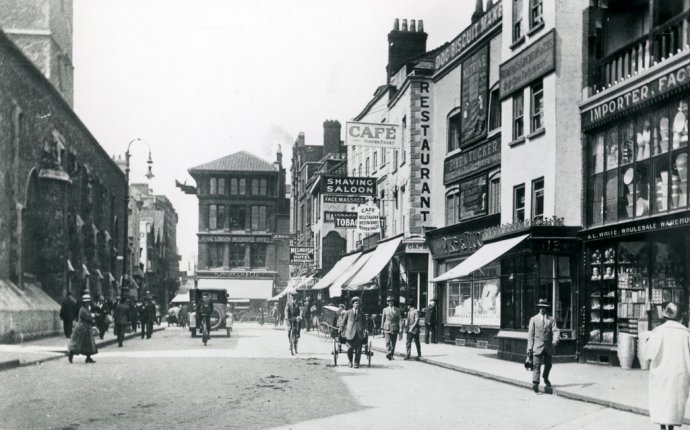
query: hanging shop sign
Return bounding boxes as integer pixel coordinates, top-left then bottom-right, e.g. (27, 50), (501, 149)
(581, 62), (690, 129)
(582, 210), (690, 241)
(345, 121), (401, 149)
(357, 203), (381, 235)
(434, 1), (502, 72)
(418, 80), (432, 225)
(199, 235), (272, 243)
(289, 246), (314, 263)
(325, 211), (358, 228)
(322, 176), (377, 196)
(461, 46), (489, 145)
(444, 137), (500, 184)
(323, 195), (369, 204)
(500, 29), (556, 99)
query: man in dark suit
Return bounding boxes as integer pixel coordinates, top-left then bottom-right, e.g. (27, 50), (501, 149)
(144, 296), (156, 339)
(381, 296), (401, 360)
(405, 300), (421, 360)
(527, 298), (560, 393)
(59, 291), (77, 338)
(284, 291), (303, 353)
(113, 294), (131, 347)
(339, 296), (367, 368)
(425, 298), (438, 344)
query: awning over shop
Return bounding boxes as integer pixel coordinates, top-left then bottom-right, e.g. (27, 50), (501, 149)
(312, 252), (362, 290)
(431, 234), (529, 283)
(196, 278), (274, 299)
(329, 252), (373, 298)
(346, 236), (403, 289)
(295, 274), (316, 290)
(170, 292), (189, 304)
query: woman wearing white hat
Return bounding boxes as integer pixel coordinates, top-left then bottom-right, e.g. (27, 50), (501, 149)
(645, 302), (690, 430)
(67, 292), (98, 364)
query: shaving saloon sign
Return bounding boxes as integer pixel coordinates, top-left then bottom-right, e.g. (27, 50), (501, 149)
(345, 121), (401, 149)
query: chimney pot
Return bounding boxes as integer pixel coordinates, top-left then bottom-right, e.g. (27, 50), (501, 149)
(393, 18), (399, 31)
(402, 19), (408, 31)
(418, 20), (424, 32)
(472, 0), (484, 23)
(410, 19), (416, 32)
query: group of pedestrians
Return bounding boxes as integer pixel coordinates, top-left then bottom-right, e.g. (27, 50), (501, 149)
(59, 290), (161, 364)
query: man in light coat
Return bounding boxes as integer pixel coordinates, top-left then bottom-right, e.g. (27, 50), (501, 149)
(339, 296), (367, 368)
(405, 300), (421, 360)
(381, 296), (401, 360)
(645, 302), (690, 430)
(527, 298), (559, 393)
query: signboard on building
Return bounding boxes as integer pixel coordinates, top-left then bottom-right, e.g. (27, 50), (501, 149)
(139, 221), (150, 269)
(345, 122), (401, 149)
(322, 176), (377, 196)
(429, 230), (484, 259)
(325, 211), (358, 228)
(444, 137), (500, 184)
(323, 195), (369, 204)
(199, 235), (272, 243)
(289, 246), (314, 263)
(357, 203), (381, 235)
(417, 80), (433, 227)
(500, 29), (556, 99)
(434, 1), (502, 72)
(459, 175), (488, 219)
(461, 46), (489, 145)
(196, 270), (275, 279)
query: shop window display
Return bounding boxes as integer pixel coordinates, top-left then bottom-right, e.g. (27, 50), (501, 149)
(588, 97), (690, 226)
(446, 263), (501, 327)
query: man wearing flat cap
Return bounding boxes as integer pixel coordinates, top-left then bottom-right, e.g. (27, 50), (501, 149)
(381, 296), (401, 360)
(527, 298), (559, 393)
(339, 296), (367, 368)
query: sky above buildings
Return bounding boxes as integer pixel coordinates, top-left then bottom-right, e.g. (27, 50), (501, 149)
(72, 0), (477, 271)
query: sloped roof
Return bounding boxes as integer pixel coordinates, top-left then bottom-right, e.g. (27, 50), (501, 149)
(188, 151), (276, 174)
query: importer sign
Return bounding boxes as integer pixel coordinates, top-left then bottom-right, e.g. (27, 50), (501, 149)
(322, 176), (376, 196)
(500, 29), (556, 98)
(346, 121), (401, 149)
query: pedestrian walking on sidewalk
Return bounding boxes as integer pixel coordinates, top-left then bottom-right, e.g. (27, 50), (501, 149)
(59, 291), (78, 338)
(381, 296), (401, 360)
(144, 296), (156, 339)
(645, 302), (690, 430)
(404, 301), (421, 360)
(92, 295), (109, 340)
(67, 292), (97, 364)
(425, 298), (438, 344)
(527, 298), (559, 394)
(130, 301), (139, 333)
(339, 296), (366, 368)
(113, 294), (130, 347)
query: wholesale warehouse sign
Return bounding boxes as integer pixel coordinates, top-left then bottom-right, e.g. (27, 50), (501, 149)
(289, 246), (314, 263)
(345, 121), (401, 149)
(322, 176), (377, 196)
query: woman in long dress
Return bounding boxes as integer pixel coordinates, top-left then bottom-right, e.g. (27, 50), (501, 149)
(645, 302), (690, 430)
(68, 292), (98, 364)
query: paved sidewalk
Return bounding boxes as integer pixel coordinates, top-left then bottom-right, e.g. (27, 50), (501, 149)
(357, 333), (689, 424)
(0, 325), (166, 371)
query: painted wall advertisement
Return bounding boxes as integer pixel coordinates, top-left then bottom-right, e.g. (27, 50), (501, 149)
(459, 175), (488, 219)
(461, 47), (488, 145)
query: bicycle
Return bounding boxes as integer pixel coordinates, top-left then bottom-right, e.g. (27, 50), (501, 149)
(200, 315), (210, 346)
(287, 316), (301, 355)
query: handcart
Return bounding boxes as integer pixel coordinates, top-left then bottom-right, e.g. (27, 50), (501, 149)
(322, 305), (373, 367)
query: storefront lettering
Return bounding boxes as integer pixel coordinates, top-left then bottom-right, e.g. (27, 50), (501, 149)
(419, 81), (432, 224)
(583, 212), (690, 240)
(500, 30), (556, 98)
(441, 232), (483, 256)
(323, 176), (376, 196)
(199, 235), (272, 243)
(582, 63), (690, 128)
(444, 138), (500, 184)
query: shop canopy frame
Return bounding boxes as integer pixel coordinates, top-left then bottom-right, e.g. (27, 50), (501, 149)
(344, 236), (404, 290)
(329, 252), (374, 298)
(430, 234), (530, 283)
(311, 252), (362, 291)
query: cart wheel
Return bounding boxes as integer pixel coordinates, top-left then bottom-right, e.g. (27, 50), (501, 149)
(191, 328), (197, 338)
(367, 341), (372, 367)
(333, 340), (338, 366)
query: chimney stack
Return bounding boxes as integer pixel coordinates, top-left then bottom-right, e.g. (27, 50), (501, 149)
(393, 18), (399, 31)
(386, 18), (428, 82)
(323, 120), (342, 156)
(276, 144), (283, 167)
(471, 0), (484, 23)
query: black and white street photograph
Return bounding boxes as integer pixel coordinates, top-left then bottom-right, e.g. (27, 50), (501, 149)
(0, 0), (689, 429)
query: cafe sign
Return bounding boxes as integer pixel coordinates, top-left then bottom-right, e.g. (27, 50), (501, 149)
(444, 137), (500, 184)
(500, 29), (556, 98)
(581, 62), (690, 129)
(345, 121), (401, 149)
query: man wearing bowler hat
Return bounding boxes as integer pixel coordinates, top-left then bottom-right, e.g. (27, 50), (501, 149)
(527, 298), (560, 393)
(381, 296), (401, 360)
(339, 296), (367, 368)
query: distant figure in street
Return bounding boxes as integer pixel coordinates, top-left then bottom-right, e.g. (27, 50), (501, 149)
(271, 304), (279, 327)
(303, 298), (312, 331)
(92, 295), (109, 340)
(113, 294), (131, 347)
(178, 304), (189, 328)
(405, 300), (421, 360)
(527, 298), (560, 394)
(67, 292), (97, 364)
(196, 292), (214, 339)
(381, 296), (401, 360)
(425, 298), (438, 344)
(339, 296), (366, 368)
(144, 297), (156, 339)
(645, 302), (690, 430)
(138, 300), (150, 339)
(311, 300), (321, 332)
(59, 291), (77, 338)
(129, 301), (139, 333)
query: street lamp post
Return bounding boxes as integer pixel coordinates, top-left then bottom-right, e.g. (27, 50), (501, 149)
(121, 138), (154, 298)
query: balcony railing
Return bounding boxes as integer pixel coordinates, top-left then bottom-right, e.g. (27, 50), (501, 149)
(594, 11), (690, 92)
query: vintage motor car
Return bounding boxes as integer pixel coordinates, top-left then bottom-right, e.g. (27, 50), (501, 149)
(188, 287), (233, 338)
